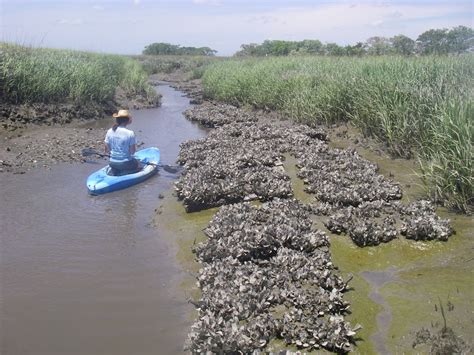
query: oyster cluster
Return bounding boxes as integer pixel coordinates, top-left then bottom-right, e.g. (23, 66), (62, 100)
(296, 148), (402, 205)
(175, 131), (292, 211)
(177, 101), (454, 353)
(400, 200), (453, 241)
(186, 199), (356, 353)
(323, 201), (398, 247)
(184, 101), (259, 127)
(292, 143), (453, 246)
(176, 113), (326, 212)
(318, 199), (453, 246)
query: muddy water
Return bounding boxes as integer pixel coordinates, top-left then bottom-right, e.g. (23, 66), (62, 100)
(0, 84), (207, 355)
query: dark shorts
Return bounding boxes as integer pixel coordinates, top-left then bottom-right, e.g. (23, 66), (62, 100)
(109, 158), (140, 175)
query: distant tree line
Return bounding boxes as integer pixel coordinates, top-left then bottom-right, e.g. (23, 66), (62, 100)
(143, 42), (217, 56)
(235, 26), (474, 57)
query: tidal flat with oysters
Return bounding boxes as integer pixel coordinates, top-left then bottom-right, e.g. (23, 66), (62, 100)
(167, 96), (468, 353)
(1, 43), (472, 354)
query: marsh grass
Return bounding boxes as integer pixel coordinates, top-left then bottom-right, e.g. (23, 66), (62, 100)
(419, 101), (473, 212)
(134, 54), (222, 79)
(202, 56), (474, 212)
(1, 43), (155, 104)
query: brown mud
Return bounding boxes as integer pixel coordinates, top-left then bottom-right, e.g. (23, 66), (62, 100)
(0, 85), (161, 173)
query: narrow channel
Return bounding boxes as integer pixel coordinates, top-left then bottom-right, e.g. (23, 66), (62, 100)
(0, 84), (207, 355)
(361, 268), (398, 355)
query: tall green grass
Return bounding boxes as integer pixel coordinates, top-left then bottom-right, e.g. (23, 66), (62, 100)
(134, 54), (222, 79)
(419, 101), (473, 212)
(202, 56), (474, 212)
(1, 43), (155, 104)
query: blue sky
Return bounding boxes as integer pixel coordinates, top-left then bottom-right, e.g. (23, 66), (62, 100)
(1, 0), (472, 55)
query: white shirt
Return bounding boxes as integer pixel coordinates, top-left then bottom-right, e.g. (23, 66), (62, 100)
(104, 126), (136, 162)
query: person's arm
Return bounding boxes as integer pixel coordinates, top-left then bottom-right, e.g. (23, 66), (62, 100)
(129, 131), (136, 156)
(104, 130), (111, 155)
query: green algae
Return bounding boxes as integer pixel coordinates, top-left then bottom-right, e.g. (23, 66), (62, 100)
(153, 190), (216, 307)
(283, 153), (313, 204)
(284, 132), (474, 353)
(335, 129), (473, 352)
(155, 129), (473, 353)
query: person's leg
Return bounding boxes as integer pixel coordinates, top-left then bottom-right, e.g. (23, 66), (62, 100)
(123, 158), (140, 173)
(109, 159), (140, 175)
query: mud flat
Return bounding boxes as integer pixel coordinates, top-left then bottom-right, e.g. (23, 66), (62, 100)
(0, 85), (161, 174)
(164, 96), (471, 353)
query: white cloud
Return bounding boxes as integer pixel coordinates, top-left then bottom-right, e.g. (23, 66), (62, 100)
(58, 18), (84, 25)
(92, 5), (104, 11)
(231, 2), (472, 43)
(247, 15), (283, 25)
(371, 19), (384, 27)
(133, 0), (141, 5)
(192, 0), (222, 5)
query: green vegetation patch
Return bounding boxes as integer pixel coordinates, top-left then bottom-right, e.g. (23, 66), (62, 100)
(142, 42), (217, 56)
(1, 43), (155, 104)
(134, 54), (222, 79)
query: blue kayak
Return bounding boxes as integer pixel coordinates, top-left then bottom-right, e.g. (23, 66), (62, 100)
(87, 147), (160, 195)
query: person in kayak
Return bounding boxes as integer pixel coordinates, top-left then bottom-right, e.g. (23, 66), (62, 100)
(104, 109), (139, 175)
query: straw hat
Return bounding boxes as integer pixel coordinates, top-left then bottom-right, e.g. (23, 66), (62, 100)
(113, 109), (131, 118)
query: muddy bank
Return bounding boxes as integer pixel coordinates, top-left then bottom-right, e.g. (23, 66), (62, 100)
(0, 100), (116, 131)
(0, 125), (111, 173)
(1, 86), (160, 132)
(0, 85), (161, 173)
(170, 97), (457, 352)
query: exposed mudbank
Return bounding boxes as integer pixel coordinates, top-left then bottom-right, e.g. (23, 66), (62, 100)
(0, 85), (161, 173)
(1, 86), (160, 132)
(172, 99), (456, 352)
(0, 126), (105, 173)
(0, 101), (116, 131)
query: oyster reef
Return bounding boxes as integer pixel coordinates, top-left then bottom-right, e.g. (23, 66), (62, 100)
(174, 101), (454, 353)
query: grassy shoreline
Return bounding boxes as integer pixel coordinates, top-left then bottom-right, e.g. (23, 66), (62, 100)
(201, 56), (473, 212)
(1, 43), (156, 105)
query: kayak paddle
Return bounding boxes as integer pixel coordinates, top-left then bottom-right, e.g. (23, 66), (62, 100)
(81, 148), (181, 174)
